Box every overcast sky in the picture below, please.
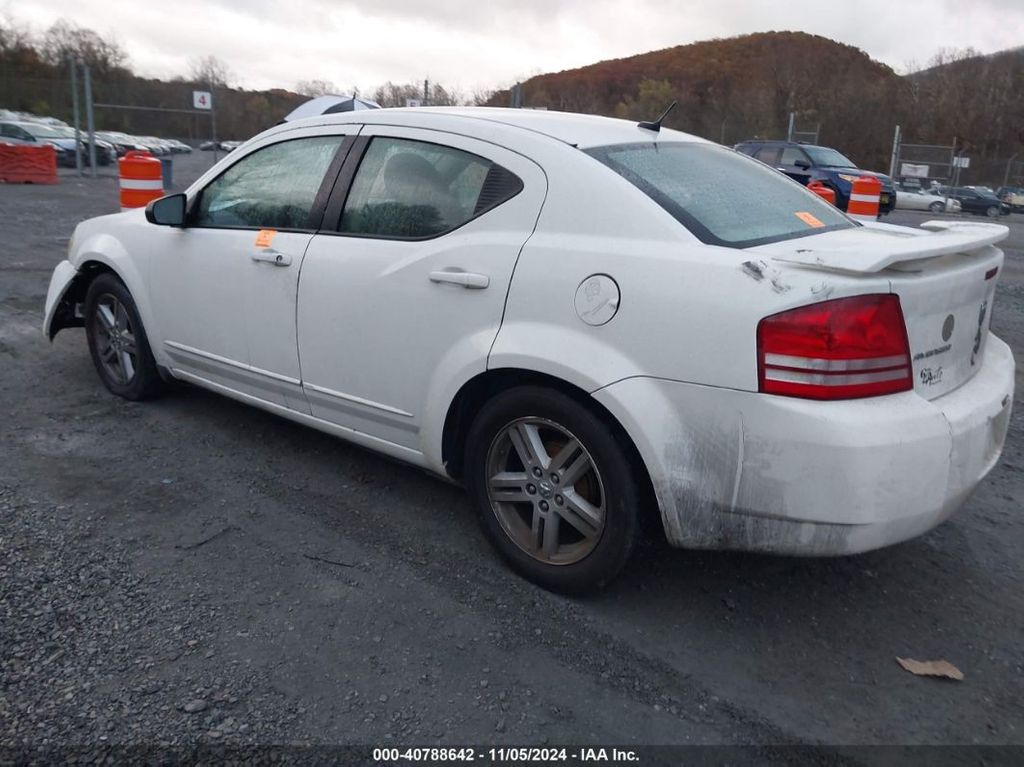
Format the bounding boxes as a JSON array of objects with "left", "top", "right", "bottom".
[{"left": 8, "top": 0, "right": 1023, "bottom": 95}]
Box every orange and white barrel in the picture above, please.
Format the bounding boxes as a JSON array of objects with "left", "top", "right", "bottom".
[
  {"left": 847, "top": 176, "right": 881, "bottom": 222},
  {"left": 119, "top": 150, "right": 163, "bottom": 211}
]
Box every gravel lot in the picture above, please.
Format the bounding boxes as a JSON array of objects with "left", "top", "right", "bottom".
[{"left": 1, "top": 153, "right": 1022, "bottom": 755}]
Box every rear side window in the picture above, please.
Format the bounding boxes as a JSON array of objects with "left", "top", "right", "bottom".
[
  {"left": 585, "top": 142, "right": 854, "bottom": 248},
  {"left": 339, "top": 137, "right": 522, "bottom": 239},
  {"left": 194, "top": 136, "right": 343, "bottom": 230}
]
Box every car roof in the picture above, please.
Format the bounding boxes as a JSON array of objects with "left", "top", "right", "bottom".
[
  {"left": 736, "top": 139, "right": 830, "bottom": 150},
  {"left": 280, "top": 106, "right": 710, "bottom": 150}
]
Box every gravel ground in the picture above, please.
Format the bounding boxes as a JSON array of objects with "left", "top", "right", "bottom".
[{"left": 1, "top": 153, "right": 1022, "bottom": 757}]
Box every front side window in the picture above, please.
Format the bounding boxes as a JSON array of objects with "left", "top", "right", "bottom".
[
  {"left": 779, "top": 147, "right": 810, "bottom": 167},
  {"left": 194, "top": 136, "right": 343, "bottom": 230},
  {"left": 804, "top": 146, "right": 856, "bottom": 168},
  {"left": 586, "top": 142, "right": 854, "bottom": 248},
  {"left": 339, "top": 137, "right": 522, "bottom": 239}
]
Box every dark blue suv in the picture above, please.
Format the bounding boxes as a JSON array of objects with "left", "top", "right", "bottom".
[{"left": 734, "top": 140, "right": 895, "bottom": 215}]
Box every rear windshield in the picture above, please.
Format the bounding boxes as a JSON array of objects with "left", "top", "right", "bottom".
[{"left": 585, "top": 142, "right": 854, "bottom": 248}]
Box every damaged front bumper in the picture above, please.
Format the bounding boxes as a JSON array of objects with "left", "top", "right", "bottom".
[{"left": 593, "top": 334, "right": 1015, "bottom": 555}]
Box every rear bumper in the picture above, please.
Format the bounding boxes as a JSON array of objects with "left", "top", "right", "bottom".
[{"left": 594, "top": 334, "right": 1014, "bottom": 555}]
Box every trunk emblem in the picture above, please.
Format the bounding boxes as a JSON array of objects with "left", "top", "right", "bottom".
[{"left": 941, "top": 314, "right": 955, "bottom": 342}]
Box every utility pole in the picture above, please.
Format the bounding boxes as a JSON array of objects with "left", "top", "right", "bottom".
[
  {"left": 210, "top": 78, "right": 218, "bottom": 164},
  {"left": 889, "top": 124, "right": 901, "bottom": 179},
  {"left": 69, "top": 55, "right": 82, "bottom": 177},
  {"left": 1004, "top": 153, "right": 1020, "bottom": 188},
  {"left": 83, "top": 63, "right": 97, "bottom": 178},
  {"left": 423, "top": 79, "right": 429, "bottom": 106},
  {"left": 786, "top": 112, "right": 795, "bottom": 142}
]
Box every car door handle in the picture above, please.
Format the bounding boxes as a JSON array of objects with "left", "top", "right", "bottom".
[
  {"left": 429, "top": 270, "right": 489, "bottom": 289},
  {"left": 251, "top": 250, "right": 292, "bottom": 267}
]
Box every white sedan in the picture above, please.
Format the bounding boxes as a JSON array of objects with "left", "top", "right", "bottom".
[
  {"left": 895, "top": 187, "right": 962, "bottom": 213},
  {"left": 44, "top": 108, "right": 1015, "bottom": 592}
]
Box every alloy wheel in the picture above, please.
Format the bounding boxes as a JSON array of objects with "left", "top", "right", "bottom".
[
  {"left": 92, "top": 294, "right": 138, "bottom": 386},
  {"left": 485, "top": 417, "right": 606, "bottom": 565}
]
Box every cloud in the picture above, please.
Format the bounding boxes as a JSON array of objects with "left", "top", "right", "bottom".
[{"left": 10, "top": 0, "right": 1024, "bottom": 92}]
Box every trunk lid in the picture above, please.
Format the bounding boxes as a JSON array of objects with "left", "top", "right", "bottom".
[{"left": 751, "top": 220, "right": 1007, "bottom": 400}]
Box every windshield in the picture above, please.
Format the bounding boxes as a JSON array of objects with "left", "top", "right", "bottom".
[
  {"left": 803, "top": 146, "right": 856, "bottom": 168},
  {"left": 18, "top": 123, "right": 63, "bottom": 139},
  {"left": 585, "top": 142, "right": 855, "bottom": 248}
]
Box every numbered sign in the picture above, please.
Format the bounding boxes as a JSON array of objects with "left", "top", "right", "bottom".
[{"left": 193, "top": 91, "right": 212, "bottom": 110}]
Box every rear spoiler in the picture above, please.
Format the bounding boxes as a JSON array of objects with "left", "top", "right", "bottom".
[{"left": 771, "top": 221, "right": 1008, "bottom": 274}]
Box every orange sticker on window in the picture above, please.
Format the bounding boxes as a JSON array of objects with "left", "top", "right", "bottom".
[
  {"left": 254, "top": 229, "right": 277, "bottom": 248},
  {"left": 794, "top": 211, "right": 825, "bottom": 228}
]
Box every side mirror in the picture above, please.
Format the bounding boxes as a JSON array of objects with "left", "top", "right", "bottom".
[
  {"left": 794, "top": 160, "right": 810, "bottom": 170},
  {"left": 145, "top": 193, "right": 187, "bottom": 227}
]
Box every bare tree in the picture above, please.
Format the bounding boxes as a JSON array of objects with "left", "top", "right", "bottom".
[
  {"left": 41, "top": 19, "right": 127, "bottom": 75},
  {"left": 372, "top": 81, "right": 462, "bottom": 107},
  {"left": 471, "top": 88, "right": 495, "bottom": 106},
  {"left": 295, "top": 79, "right": 339, "bottom": 97},
  {"left": 188, "top": 55, "right": 233, "bottom": 88}
]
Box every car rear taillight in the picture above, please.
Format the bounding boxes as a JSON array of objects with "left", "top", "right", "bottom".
[{"left": 757, "top": 294, "right": 912, "bottom": 400}]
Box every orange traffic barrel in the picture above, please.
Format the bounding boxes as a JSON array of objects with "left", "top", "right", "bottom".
[
  {"left": 847, "top": 176, "right": 881, "bottom": 222},
  {"left": 119, "top": 150, "right": 163, "bottom": 210},
  {"left": 807, "top": 180, "right": 836, "bottom": 206}
]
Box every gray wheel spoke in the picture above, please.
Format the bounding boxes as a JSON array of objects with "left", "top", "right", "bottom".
[
  {"left": 559, "top": 450, "right": 592, "bottom": 488},
  {"left": 508, "top": 422, "right": 549, "bottom": 469},
  {"left": 488, "top": 471, "right": 531, "bottom": 503},
  {"left": 119, "top": 350, "right": 135, "bottom": 382},
  {"left": 548, "top": 437, "right": 581, "bottom": 475},
  {"left": 530, "top": 508, "right": 543, "bottom": 551},
  {"left": 559, "top": 491, "right": 603, "bottom": 538},
  {"left": 121, "top": 333, "right": 137, "bottom": 355},
  {"left": 114, "top": 301, "right": 129, "bottom": 332},
  {"left": 97, "top": 303, "right": 116, "bottom": 334},
  {"left": 541, "top": 513, "right": 560, "bottom": 557}
]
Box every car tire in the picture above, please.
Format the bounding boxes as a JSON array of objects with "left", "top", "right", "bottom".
[
  {"left": 464, "top": 386, "right": 642, "bottom": 593},
  {"left": 84, "top": 273, "right": 163, "bottom": 401},
  {"left": 986, "top": 205, "right": 1000, "bottom": 218},
  {"left": 929, "top": 201, "right": 945, "bottom": 213}
]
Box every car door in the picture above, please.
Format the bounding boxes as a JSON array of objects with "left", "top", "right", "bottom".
[
  {"left": 296, "top": 128, "right": 546, "bottom": 451},
  {"left": 149, "top": 128, "right": 357, "bottom": 410}
]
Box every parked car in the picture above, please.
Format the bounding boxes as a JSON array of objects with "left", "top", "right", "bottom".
[
  {"left": 894, "top": 186, "right": 962, "bottom": 213},
  {"left": 44, "top": 108, "right": 1015, "bottom": 592},
  {"left": 97, "top": 131, "right": 148, "bottom": 156},
  {"left": 734, "top": 140, "right": 896, "bottom": 215},
  {"left": 165, "top": 139, "right": 193, "bottom": 154},
  {"left": 936, "top": 186, "right": 1011, "bottom": 217},
  {"left": 0, "top": 120, "right": 83, "bottom": 166},
  {"left": 50, "top": 126, "right": 116, "bottom": 165},
  {"left": 996, "top": 186, "right": 1024, "bottom": 212}
]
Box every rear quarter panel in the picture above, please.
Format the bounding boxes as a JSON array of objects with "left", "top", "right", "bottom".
[{"left": 490, "top": 153, "right": 892, "bottom": 393}]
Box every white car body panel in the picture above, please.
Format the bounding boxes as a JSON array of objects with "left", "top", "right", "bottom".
[
  {"left": 296, "top": 124, "right": 548, "bottom": 461},
  {"left": 45, "top": 108, "right": 1016, "bottom": 557}
]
